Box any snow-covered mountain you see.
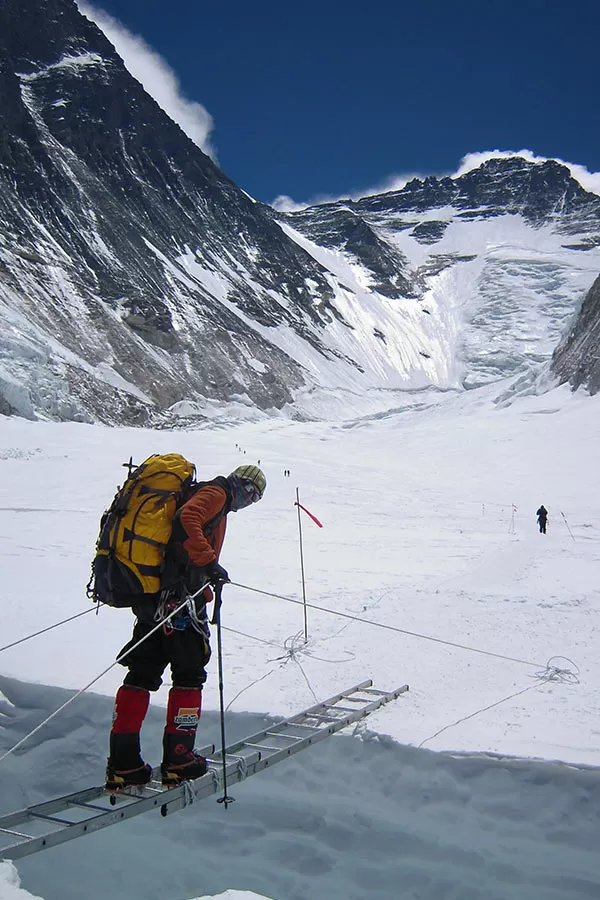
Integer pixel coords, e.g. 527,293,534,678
283,158,600,393
1,0,600,425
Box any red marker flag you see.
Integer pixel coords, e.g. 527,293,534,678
295,502,323,528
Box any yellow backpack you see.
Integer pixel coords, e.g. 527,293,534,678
89,453,196,607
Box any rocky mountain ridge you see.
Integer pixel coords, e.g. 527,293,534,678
1,0,599,424
552,274,600,394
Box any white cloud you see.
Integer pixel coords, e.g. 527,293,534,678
271,172,427,212
77,2,216,160
271,195,308,213
456,149,600,196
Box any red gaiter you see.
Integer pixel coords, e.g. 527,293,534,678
164,687,202,735
111,685,150,734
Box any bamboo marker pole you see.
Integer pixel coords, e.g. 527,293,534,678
295,486,309,642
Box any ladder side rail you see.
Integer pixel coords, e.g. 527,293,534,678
18,698,384,849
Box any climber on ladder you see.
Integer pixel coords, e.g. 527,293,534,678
88,456,267,792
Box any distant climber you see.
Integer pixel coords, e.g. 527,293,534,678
536,505,548,534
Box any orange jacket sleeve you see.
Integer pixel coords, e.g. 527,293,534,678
179,484,228,566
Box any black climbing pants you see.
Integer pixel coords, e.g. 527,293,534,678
118,620,211,692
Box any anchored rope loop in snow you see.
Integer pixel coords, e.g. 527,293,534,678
534,656,580,684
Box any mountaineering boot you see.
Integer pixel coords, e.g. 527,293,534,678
161,687,207,786
105,755,153,791
105,685,152,791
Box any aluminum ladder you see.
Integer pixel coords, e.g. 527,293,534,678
0,679,408,860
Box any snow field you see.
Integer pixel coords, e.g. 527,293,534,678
1,381,600,898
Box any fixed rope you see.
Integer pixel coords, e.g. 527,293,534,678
0,607,98,654
229,581,574,675
418,656,580,748
0,585,209,767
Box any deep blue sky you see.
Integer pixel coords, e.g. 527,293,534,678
90,0,600,204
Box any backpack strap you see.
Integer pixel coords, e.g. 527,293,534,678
164,477,232,584
178,476,232,536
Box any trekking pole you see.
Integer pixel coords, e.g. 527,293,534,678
211,581,235,808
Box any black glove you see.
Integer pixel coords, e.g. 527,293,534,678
206,560,230,585
184,565,210,594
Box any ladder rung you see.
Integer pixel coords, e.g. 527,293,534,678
265,731,303,742
323,704,363,712
285,721,321,731
243,742,290,753
0,827,34,839
302,713,344,722
70,802,113,813
29,812,74,826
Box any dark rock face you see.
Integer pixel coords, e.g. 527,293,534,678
0,0,346,422
276,203,419,299
552,275,600,395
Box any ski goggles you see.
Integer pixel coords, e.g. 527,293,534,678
242,480,262,504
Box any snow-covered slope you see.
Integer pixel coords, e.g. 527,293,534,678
1,384,600,899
